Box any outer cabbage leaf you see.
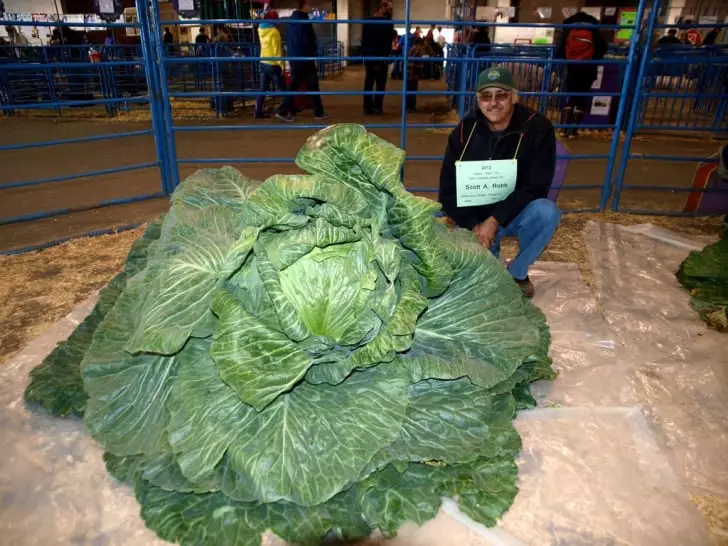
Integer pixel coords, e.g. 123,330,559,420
168,338,411,506
382,379,519,465
171,166,258,211
406,227,550,389
82,274,178,456
23,276,121,417
136,485,261,546
356,456,518,535
130,479,370,546
127,206,258,355
24,219,163,417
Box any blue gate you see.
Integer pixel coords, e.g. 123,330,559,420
0,10,173,255
611,0,728,214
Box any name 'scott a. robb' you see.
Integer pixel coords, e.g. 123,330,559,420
456,158,518,207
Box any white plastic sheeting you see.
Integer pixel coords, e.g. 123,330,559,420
583,222,728,499
0,222,722,545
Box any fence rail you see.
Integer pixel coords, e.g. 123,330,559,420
0,40,345,117
1,0,727,255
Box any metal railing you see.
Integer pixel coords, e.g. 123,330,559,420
0,12,173,238
612,0,728,214
0,39,345,118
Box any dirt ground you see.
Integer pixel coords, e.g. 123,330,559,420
1,66,724,253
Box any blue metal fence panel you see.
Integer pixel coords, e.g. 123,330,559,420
1,39,344,119
0,8,172,234
611,0,728,215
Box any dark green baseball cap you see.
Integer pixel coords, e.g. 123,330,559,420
477,67,515,92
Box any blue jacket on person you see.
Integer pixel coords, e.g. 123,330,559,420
285,9,317,58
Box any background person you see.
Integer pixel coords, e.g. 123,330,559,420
276,0,329,122
683,20,703,46
657,28,681,45
361,2,394,115
703,27,721,46
438,68,560,298
254,10,286,119
556,11,607,138
406,37,426,112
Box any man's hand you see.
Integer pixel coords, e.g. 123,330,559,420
473,217,499,249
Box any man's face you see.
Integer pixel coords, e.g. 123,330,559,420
477,87,514,126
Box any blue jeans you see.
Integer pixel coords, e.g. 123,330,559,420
490,199,561,281
255,63,287,115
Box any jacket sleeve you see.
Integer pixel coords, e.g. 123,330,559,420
593,29,608,60
555,19,571,58
361,23,371,55
439,124,482,230
305,17,318,54
490,122,556,227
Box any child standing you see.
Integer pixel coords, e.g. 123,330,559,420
255,11,286,119
406,37,427,112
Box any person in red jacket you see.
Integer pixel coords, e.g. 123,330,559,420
438,68,560,298
556,11,608,138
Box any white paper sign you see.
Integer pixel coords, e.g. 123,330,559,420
591,65,604,90
179,0,195,10
591,96,612,116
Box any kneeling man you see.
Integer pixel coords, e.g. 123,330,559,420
439,67,561,298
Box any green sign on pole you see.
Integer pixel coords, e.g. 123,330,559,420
616,9,636,42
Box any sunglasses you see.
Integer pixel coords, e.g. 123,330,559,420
477,90,511,103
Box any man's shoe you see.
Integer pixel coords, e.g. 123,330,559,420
314,113,330,121
515,276,535,299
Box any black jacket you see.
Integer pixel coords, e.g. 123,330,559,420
361,16,395,58
439,104,556,229
285,9,317,58
556,12,608,81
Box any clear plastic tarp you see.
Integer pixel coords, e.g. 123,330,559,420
0,222,723,545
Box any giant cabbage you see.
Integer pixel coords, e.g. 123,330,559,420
24,124,554,545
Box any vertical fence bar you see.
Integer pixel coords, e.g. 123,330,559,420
600,0,649,210
136,0,173,195
611,0,661,212
399,0,411,171
148,0,181,189
539,48,552,115
456,46,468,119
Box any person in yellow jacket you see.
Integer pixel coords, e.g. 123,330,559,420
255,11,287,119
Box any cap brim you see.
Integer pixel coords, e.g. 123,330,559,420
478,83,513,92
